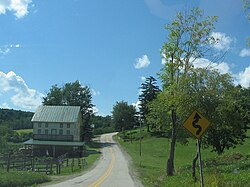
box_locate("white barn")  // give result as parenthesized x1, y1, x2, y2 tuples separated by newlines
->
(24, 105, 85, 157)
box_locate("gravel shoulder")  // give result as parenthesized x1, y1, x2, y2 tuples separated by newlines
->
(113, 135, 144, 187)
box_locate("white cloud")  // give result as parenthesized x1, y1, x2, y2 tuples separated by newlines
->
(239, 48, 250, 57)
(0, 43, 21, 55)
(237, 66, 250, 88)
(0, 47, 10, 55)
(140, 76, 146, 81)
(193, 58, 230, 74)
(91, 89, 100, 96)
(132, 100, 141, 111)
(0, 102, 10, 109)
(161, 56, 230, 75)
(134, 55, 150, 69)
(211, 32, 233, 51)
(92, 106, 99, 114)
(0, 0, 32, 19)
(0, 71, 44, 110)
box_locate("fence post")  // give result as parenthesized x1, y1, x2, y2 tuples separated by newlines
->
(50, 161, 53, 175)
(7, 151, 11, 172)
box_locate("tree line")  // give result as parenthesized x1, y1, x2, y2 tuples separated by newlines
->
(0, 109, 33, 130)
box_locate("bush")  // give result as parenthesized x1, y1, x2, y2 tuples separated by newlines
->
(93, 127, 114, 135)
(0, 169, 51, 187)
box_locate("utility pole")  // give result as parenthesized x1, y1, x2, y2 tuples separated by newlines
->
(139, 115, 142, 157)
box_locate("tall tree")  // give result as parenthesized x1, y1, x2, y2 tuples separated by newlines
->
(160, 8, 218, 176)
(112, 101, 137, 132)
(243, 0, 250, 45)
(139, 76, 160, 132)
(179, 68, 248, 155)
(43, 80, 94, 141)
(237, 86, 250, 129)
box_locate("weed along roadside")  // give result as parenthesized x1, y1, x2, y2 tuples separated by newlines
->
(115, 128, 250, 187)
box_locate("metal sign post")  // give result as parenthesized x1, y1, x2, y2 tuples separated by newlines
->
(197, 139, 204, 187)
(183, 110, 211, 187)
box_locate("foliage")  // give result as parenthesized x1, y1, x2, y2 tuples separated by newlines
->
(237, 86, 250, 129)
(43, 80, 94, 141)
(0, 109, 33, 130)
(112, 101, 137, 132)
(178, 69, 249, 154)
(160, 7, 218, 176)
(0, 126, 8, 152)
(6, 130, 32, 143)
(146, 92, 169, 134)
(90, 115, 114, 135)
(138, 76, 160, 132)
(0, 169, 51, 187)
(243, 0, 250, 45)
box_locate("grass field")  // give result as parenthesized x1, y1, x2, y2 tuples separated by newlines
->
(15, 129, 33, 134)
(116, 129, 250, 187)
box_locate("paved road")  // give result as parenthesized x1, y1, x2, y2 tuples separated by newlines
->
(44, 133, 142, 187)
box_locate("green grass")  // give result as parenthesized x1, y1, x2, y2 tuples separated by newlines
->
(0, 169, 51, 187)
(15, 129, 33, 134)
(57, 149, 101, 176)
(116, 129, 250, 187)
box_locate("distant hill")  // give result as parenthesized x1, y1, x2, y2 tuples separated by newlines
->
(0, 109, 34, 130)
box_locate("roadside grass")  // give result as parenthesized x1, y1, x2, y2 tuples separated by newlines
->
(116, 129, 250, 187)
(0, 169, 51, 187)
(57, 149, 101, 176)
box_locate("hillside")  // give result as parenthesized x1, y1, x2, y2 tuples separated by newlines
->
(0, 109, 34, 130)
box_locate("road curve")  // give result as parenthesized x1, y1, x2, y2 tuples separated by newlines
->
(44, 133, 142, 187)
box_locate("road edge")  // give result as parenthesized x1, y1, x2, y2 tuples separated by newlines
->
(112, 134, 144, 187)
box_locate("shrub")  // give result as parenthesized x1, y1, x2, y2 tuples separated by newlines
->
(0, 169, 51, 187)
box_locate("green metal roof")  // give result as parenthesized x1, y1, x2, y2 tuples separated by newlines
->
(24, 139, 85, 146)
(31, 105, 81, 123)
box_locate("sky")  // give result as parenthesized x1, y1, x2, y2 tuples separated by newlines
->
(0, 0, 249, 116)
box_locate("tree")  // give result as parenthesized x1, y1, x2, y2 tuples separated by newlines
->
(112, 101, 137, 132)
(90, 115, 114, 135)
(243, 0, 250, 45)
(146, 92, 169, 135)
(138, 76, 160, 132)
(178, 68, 248, 155)
(160, 8, 218, 176)
(237, 86, 250, 129)
(43, 80, 94, 141)
(43, 85, 63, 105)
(0, 126, 8, 153)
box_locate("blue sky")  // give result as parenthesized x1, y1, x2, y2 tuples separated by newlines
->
(0, 0, 249, 116)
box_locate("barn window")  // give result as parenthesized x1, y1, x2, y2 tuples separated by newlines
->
(59, 129, 63, 135)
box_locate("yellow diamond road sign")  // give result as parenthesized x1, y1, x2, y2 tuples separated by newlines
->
(183, 110, 210, 139)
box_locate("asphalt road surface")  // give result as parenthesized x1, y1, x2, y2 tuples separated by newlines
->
(44, 133, 142, 187)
